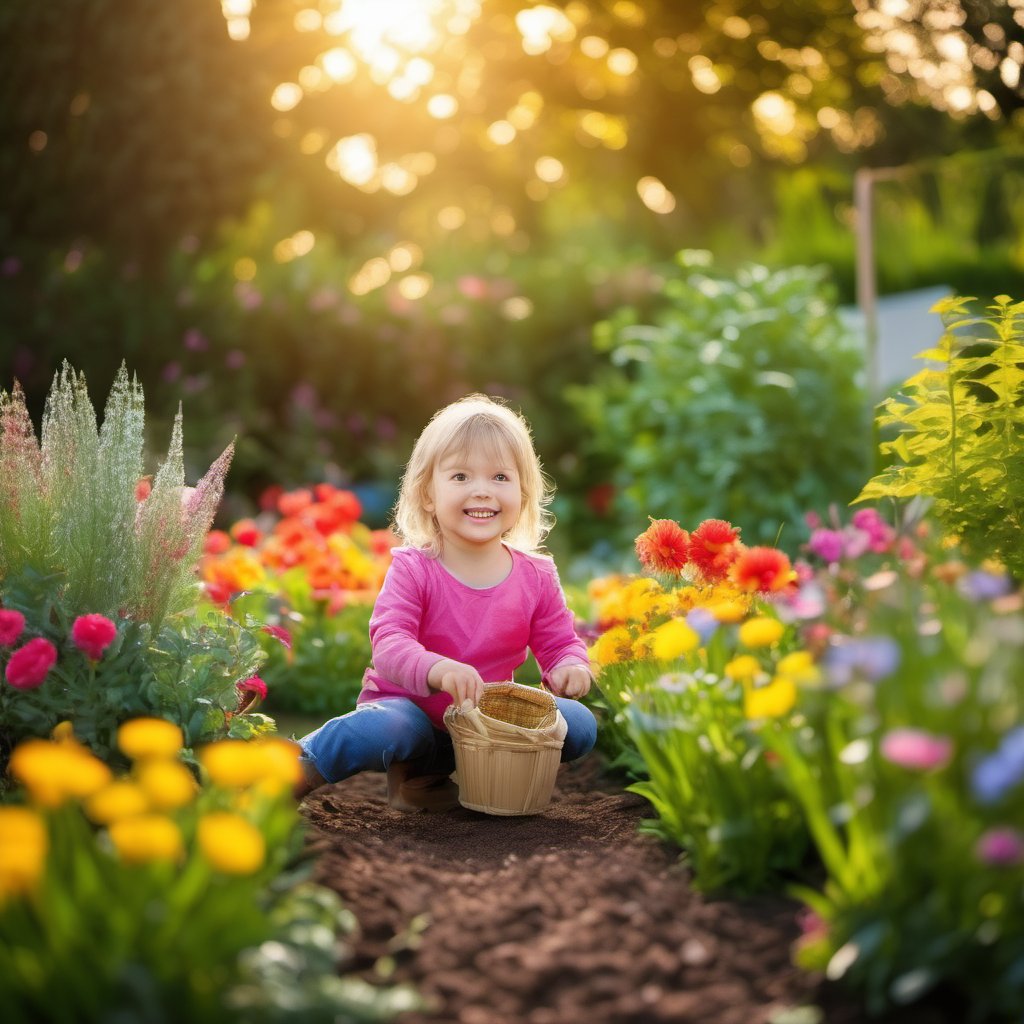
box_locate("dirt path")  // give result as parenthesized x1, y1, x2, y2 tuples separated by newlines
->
(302, 758, 950, 1024)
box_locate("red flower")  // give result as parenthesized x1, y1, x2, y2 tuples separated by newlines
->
(5, 637, 57, 689)
(0, 609, 26, 646)
(730, 547, 794, 593)
(204, 580, 232, 605)
(134, 476, 153, 502)
(258, 484, 284, 512)
(236, 675, 268, 700)
(71, 614, 118, 660)
(230, 518, 263, 547)
(688, 519, 742, 582)
(204, 529, 231, 555)
(262, 625, 293, 650)
(634, 519, 690, 576)
(278, 488, 314, 518)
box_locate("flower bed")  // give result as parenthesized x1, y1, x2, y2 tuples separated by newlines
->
(199, 484, 397, 717)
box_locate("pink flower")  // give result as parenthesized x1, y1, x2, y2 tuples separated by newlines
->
(262, 625, 292, 650)
(879, 728, 953, 771)
(236, 676, 268, 701)
(808, 528, 844, 563)
(975, 827, 1024, 866)
(0, 609, 26, 646)
(71, 614, 118, 660)
(5, 637, 58, 689)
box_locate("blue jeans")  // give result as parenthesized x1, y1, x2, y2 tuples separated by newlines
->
(298, 695, 598, 784)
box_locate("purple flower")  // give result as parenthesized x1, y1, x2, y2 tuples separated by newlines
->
(808, 528, 844, 564)
(183, 328, 209, 352)
(880, 728, 953, 771)
(958, 571, 1014, 602)
(975, 827, 1024, 866)
(824, 636, 901, 684)
(971, 727, 1024, 804)
(686, 607, 718, 644)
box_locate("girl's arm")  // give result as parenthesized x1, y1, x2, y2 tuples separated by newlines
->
(528, 559, 594, 685)
(368, 551, 447, 697)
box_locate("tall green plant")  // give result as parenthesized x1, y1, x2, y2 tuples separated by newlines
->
(856, 294, 1024, 577)
(566, 252, 870, 548)
(0, 362, 232, 627)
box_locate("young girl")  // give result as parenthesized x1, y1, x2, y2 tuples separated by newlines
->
(295, 394, 597, 810)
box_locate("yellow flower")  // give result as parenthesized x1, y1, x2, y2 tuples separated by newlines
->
(651, 619, 700, 661)
(631, 632, 656, 661)
(708, 599, 748, 624)
(723, 655, 762, 682)
(85, 781, 151, 824)
(673, 587, 701, 614)
(589, 626, 635, 668)
(738, 616, 785, 648)
(51, 721, 76, 743)
(118, 718, 184, 761)
(197, 813, 265, 874)
(0, 806, 48, 900)
(108, 814, 184, 864)
(9, 740, 112, 808)
(776, 650, 821, 687)
(135, 760, 198, 810)
(744, 677, 797, 719)
(622, 578, 663, 623)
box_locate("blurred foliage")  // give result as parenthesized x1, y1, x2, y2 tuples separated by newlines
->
(1, 0, 1020, 532)
(565, 252, 870, 551)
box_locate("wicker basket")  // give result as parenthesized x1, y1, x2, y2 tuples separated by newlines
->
(444, 682, 566, 816)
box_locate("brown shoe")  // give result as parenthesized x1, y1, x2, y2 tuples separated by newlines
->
(387, 761, 460, 812)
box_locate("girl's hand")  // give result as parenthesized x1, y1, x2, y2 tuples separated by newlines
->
(546, 664, 592, 700)
(428, 658, 486, 708)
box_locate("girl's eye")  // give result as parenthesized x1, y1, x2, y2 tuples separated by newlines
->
(495, 473, 509, 482)
(452, 473, 467, 481)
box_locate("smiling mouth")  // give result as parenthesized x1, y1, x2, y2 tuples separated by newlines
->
(464, 509, 497, 519)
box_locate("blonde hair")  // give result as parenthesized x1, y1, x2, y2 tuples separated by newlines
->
(393, 394, 554, 556)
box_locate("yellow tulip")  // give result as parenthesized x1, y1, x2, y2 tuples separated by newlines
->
(738, 616, 785, 648)
(708, 600, 748, 624)
(743, 677, 797, 719)
(85, 781, 151, 824)
(9, 740, 112, 808)
(0, 806, 48, 900)
(723, 655, 762, 682)
(776, 650, 821, 687)
(197, 813, 265, 875)
(108, 814, 184, 864)
(117, 718, 184, 761)
(651, 619, 700, 661)
(135, 760, 198, 810)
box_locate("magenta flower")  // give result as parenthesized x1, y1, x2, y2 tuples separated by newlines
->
(5, 637, 58, 689)
(262, 625, 293, 650)
(71, 614, 118, 660)
(0, 609, 26, 646)
(879, 728, 953, 771)
(975, 827, 1024, 866)
(808, 528, 844, 563)
(236, 676, 268, 701)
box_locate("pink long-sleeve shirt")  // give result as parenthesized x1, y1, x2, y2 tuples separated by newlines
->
(357, 545, 591, 728)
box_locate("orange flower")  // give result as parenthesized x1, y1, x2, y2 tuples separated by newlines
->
(635, 519, 689, 576)
(730, 546, 794, 593)
(277, 488, 314, 517)
(688, 519, 742, 583)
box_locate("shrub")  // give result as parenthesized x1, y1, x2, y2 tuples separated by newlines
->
(857, 294, 1024, 579)
(0, 364, 270, 769)
(566, 252, 870, 550)
(0, 724, 418, 1023)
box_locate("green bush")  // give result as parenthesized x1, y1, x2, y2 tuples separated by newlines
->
(565, 252, 871, 550)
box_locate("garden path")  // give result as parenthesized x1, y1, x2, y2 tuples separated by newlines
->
(301, 758, 951, 1024)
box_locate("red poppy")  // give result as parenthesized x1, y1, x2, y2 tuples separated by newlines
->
(634, 519, 689, 576)
(0, 609, 26, 646)
(730, 546, 794, 593)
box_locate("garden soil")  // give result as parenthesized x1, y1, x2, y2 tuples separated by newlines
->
(302, 757, 960, 1024)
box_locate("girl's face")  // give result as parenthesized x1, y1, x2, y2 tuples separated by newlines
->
(425, 441, 523, 555)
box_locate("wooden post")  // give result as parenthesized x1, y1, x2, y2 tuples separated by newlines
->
(854, 167, 878, 403)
